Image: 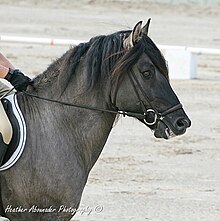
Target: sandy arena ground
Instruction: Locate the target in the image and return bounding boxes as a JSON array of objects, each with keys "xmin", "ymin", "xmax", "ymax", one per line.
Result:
[{"xmin": 0, "ymin": 1, "xmax": 220, "ymax": 220}]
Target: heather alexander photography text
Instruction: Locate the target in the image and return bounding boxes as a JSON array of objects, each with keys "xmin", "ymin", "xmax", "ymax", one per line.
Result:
[{"xmin": 5, "ymin": 204, "xmax": 103, "ymax": 216}]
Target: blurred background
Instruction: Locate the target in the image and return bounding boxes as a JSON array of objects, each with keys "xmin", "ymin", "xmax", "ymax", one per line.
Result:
[{"xmin": 1, "ymin": 0, "xmax": 220, "ymax": 79}]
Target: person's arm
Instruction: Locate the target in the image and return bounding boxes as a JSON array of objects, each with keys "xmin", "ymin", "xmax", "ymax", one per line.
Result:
[
  {"xmin": 0, "ymin": 52, "xmax": 15, "ymax": 78},
  {"xmin": 0, "ymin": 52, "xmax": 15, "ymax": 70},
  {"xmin": 0, "ymin": 64, "xmax": 9, "ymax": 79},
  {"xmin": 0, "ymin": 53, "xmax": 32, "ymax": 91}
]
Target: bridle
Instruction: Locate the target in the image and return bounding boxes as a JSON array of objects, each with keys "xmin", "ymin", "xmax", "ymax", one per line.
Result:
[
  {"xmin": 22, "ymin": 70, "xmax": 182, "ymax": 125},
  {"xmin": 126, "ymin": 69, "xmax": 183, "ymax": 125}
]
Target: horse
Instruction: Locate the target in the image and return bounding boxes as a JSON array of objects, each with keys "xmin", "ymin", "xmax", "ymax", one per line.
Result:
[{"xmin": 0, "ymin": 20, "xmax": 191, "ymax": 221}]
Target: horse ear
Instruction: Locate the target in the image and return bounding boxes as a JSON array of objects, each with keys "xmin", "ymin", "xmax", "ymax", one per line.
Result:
[
  {"xmin": 123, "ymin": 21, "xmax": 142, "ymax": 49},
  {"xmin": 141, "ymin": 18, "xmax": 151, "ymax": 36}
]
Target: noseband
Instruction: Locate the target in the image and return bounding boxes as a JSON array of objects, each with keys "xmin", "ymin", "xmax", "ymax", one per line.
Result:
[{"xmin": 127, "ymin": 69, "xmax": 182, "ymax": 125}]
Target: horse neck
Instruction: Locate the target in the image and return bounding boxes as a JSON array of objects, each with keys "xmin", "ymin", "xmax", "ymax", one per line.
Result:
[
  {"xmin": 61, "ymin": 71, "xmax": 116, "ymax": 170},
  {"xmin": 18, "ymin": 66, "xmax": 116, "ymax": 173}
]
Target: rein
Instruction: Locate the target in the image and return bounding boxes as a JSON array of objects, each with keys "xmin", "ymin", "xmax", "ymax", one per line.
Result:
[
  {"xmin": 22, "ymin": 91, "xmax": 147, "ymax": 120},
  {"xmin": 22, "ymin": 68, "xmax": 182, "ymax": 125},
  {"xmin": 23, "ymin": 68, "xmax": 182, "ymax": 126}
]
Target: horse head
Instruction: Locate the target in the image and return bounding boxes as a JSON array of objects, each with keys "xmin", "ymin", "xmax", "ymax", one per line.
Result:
[{"xmin": 112, "ymin": 20, "xmax": 191, "ymax": 139}]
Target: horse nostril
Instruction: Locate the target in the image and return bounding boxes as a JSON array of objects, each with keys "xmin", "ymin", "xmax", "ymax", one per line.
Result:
[
  {"xmin": 177, "ymin": 120, "xmax": 184, "ymax": 128},
  {"xmin": 176, "ymin": 118, "xmax": 190, "ymax": 130},
  {"xmin": 184, "ymin": 118, "xmax": 191, "ymax": 128}
]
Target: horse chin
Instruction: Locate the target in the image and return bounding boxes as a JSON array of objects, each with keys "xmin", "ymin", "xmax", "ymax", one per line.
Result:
[
  {"xmin": 138, "ymin": 118, "xmax": 176, "ymax": 139},
  {"xmin": 153, "ymin": 121, "xmax": 176, "ymax": 140}
]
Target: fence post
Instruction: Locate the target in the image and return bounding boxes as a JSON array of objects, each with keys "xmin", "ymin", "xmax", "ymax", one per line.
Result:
[{"xmin": 164, "ymin": 48, "xmax": 197, "ymax": 79}]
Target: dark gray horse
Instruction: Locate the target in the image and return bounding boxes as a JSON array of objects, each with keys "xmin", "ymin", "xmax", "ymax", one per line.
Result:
[{"xmin": 0, "ymin": 20, "xmax": 191, "ymax": 221}]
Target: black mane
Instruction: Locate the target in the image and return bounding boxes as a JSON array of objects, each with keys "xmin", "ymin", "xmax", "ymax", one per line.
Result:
[
  {"xmin": 33, "ymin": 29, "xmax": 168, "ymax": 95},
  {"xmin": 57, "ymin": 31, "xmax": 129, "ymax": 93}
]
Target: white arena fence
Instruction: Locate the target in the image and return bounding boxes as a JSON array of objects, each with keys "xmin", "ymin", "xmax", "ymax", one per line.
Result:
[{"xmin": 1, "ymin": 35, "xmax": 220, "ymax": 79}]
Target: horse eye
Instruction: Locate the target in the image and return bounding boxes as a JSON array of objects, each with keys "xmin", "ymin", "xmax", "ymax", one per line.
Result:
[{"xmin": 142, "ymin": 70, "xmax": 151, "ymax": 79}]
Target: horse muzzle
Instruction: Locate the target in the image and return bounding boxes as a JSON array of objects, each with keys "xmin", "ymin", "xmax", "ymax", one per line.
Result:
[{"xmin": 154, "ymin": 114, "xmax": 191, "ymax": 139}]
